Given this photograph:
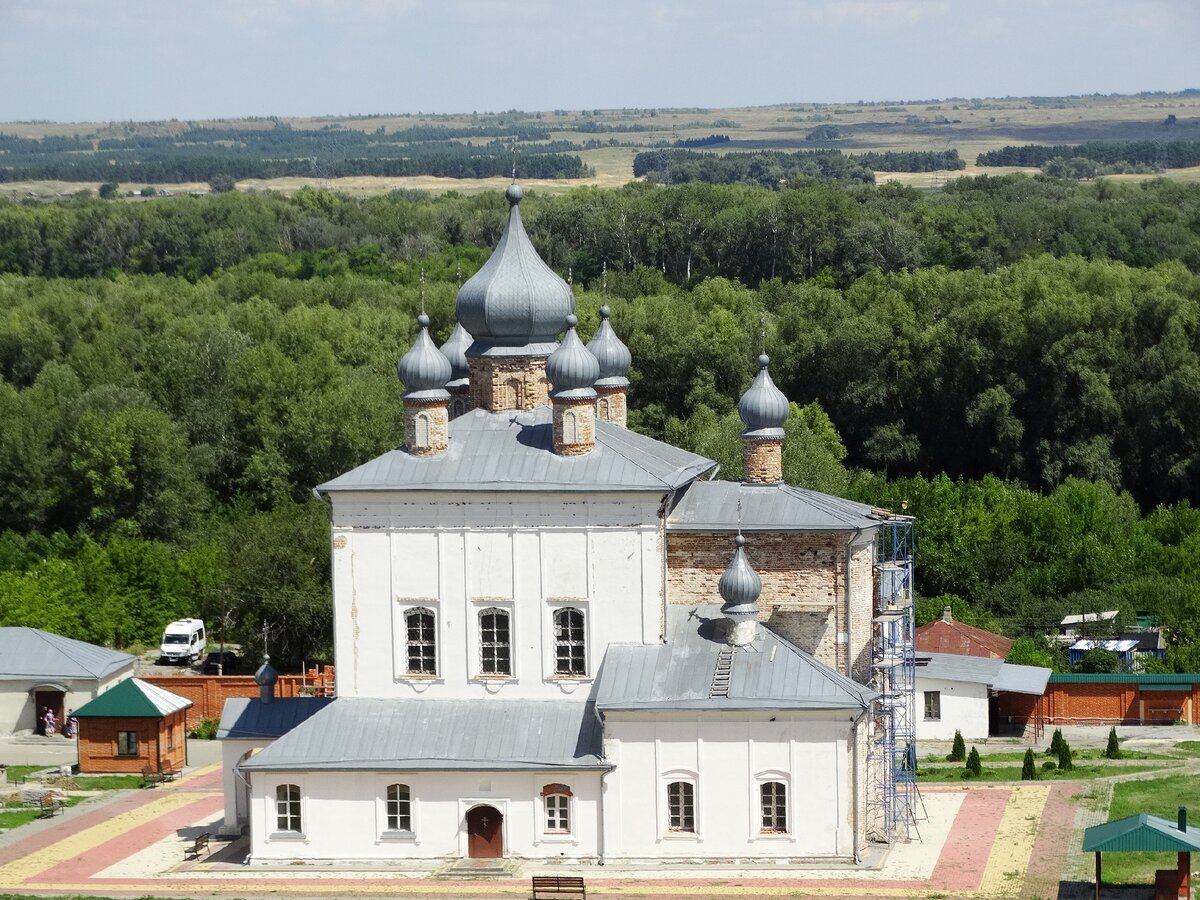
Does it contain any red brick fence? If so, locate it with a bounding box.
[997,674,1200,730]
[141,668,334,730]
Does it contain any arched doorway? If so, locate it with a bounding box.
[466,804,504,858]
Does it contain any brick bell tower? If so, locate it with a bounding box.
[454,183,575,414]
[738,354,790,484]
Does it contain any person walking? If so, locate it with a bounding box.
[43,707,57,736]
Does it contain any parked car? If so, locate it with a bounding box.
[203,650,240,675]
[160,618,206,664]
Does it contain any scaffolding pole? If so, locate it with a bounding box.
[867,520,916,842]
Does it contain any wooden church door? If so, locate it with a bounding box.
[466,805,503,858]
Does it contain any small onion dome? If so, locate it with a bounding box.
[586,305,632,388]
[397,313,452,400]
[738,354,789,438]
[718,534,762,620]
[456,183,574,357]
[547,315,600,399]
[254,655,279,687]
[438,321,472,389]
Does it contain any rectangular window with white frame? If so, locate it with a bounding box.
[552,606,587,676]
[404,607,437,676]
[667,780,695,833]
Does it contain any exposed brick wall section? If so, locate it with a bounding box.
[403,399,449,456]
[468,356,550,412]
[77,709,187,774]
[552,398,596,455]
[595,386,627,427]
[1005,680,1200,725]
[140,675,318,730]
[742,439,783,484]
[666,530,874,679]
[447,387,471,420]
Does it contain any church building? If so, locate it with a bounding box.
[219,182,914,865]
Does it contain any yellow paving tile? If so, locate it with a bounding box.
[0,791,208,888]
[976,783,1051,898]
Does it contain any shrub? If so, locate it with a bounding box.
[967,746,982,777]
[1043,760,1057,771]
[961,768,978,780]
[948,730,966,762]
[1057,739,1074,771]
[1022,748,1038,780]
[189,716,218,740]
[1105,726,1122,759]
[1048,728,1064,756]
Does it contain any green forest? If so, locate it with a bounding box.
[1,172,1199,671]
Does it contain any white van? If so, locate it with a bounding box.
[160,619,206,664]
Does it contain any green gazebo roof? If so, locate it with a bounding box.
[72,677,192,719]
[1083,813,1200,853]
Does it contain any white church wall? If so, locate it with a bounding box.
[220,739,263,835]
[247,769,602,862]
[601,712,857,859]
[915,676,990,741]
[328,492,665,700]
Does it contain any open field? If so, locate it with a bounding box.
[3,91,1198,196]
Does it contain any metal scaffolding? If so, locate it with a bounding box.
[867,520,918,842]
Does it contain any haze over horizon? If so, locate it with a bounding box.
[1,0,1198,123]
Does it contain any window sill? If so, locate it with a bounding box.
[539,833,577,844]
[661,831,700,841]
[378,830,416,843]
[267,832,307,842]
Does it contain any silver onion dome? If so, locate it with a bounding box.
[738,354,789,437]
[438,321,472,389]
[397,314,452,400]
[547,315,600,399]
[586,305,632,388]
[455,184,574,357]
[254,655,279,687]
[718,534,762,620]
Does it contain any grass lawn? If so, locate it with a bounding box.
[1099,774,1200,886]
[916,763,1167,783]
[0,796,84,829]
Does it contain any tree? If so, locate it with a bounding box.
[948,730,966,762]
[1057,738,1074,771]
[1105,726,1122,759]
[1021,748,1037,780]
[1048,728,1064,756]
[966,746,982,777]
[98,182,120,200]
[1076,648,1121,674]
[208,174,237,194]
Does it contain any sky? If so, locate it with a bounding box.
[1,0,1198,122]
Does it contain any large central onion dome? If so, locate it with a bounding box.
[455,183,574,357]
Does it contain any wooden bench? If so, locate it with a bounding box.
[531,875,585,900]
[184,831,210,860]
[141,764,166,787]
[160,760,180,781]
[37,794,64,817]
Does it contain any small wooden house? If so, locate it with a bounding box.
[73,678,191,774]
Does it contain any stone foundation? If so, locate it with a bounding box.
[469,356,550,412]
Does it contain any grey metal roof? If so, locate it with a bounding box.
[317,407,716,494]
[595,605,877,712]
[993,663,1052,696]
[0,627,136,682]
[456,184,575,357]
[918,652,1050,696]
[217,696,334,740]
[667,480,894,533]
[238,698,605,772]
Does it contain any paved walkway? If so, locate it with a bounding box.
[0,766,1079,900]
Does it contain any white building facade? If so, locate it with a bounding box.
[226,184,902,865]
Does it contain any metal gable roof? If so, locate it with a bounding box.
[595,604,877,712]
[73,678,191,718]
[217,696,334,740]
[238,698,605,772]
[917,653,1050,696]
[0,627,136,682]
[1083,813,1200,853]
[316,407,716,494]
[666,480,893,533]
